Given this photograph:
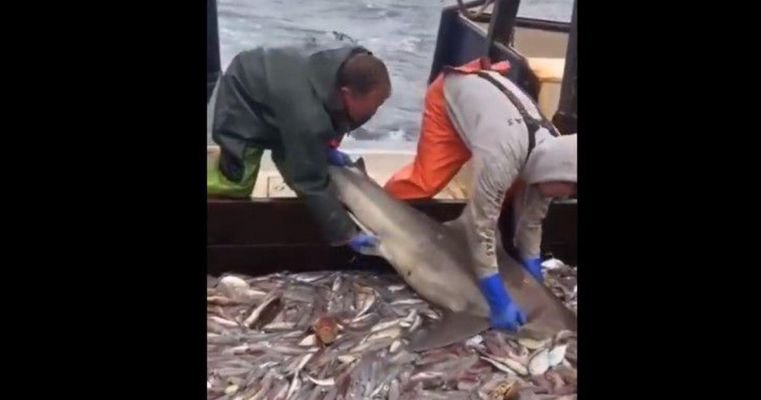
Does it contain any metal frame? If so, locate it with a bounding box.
[552,0,577,134]
[427,0,541,100]
[207,0,221,102]
[485,0,521,60]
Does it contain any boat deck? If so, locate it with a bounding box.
[206,2,578,275]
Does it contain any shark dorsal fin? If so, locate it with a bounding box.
[348,156,368,176]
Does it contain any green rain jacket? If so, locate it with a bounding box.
[212,40,369,245]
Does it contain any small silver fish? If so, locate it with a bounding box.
[280,330,304,339]
[285,372,301,400]
[292,272,329,283]
[249,371,276,400]
[519,336,551,350]
[391,298,424,306]
[408,314,422,332]
[355,292,376,318]
[295,353,314,373]
[322,387,338,400]
[349,337,396,354]
[271,382,289,400]
[221,342,270,355]
[388,379,400,400]
[299,334,318,347]
[306,375,335,386]
[263,321,296,331]
[420,308,441,320]
[269,344,316,356]
[481,355,519,376]
[349,311,376,324]
[243,295,280,328]
[337,355,356,364]
[528,348,551,375]
[399,309,418,327]
[331,276,343,293]
[362,327,402,344]
[410,370,445,384]
[465,335,483,347]
[259,361,280,370]
[207,295,249,306]
[216,367,251,377]
[209,316,239,328]
[548,344,567,367]
[207,334,242,345]
[389,349,418,365]
[370,319,400,333]
[457,376,479,391]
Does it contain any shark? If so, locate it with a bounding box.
[327,160,576,351]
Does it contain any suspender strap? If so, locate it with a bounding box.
[474,71,561,159]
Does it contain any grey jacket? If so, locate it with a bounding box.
[212,40,369,245]
[443,71,577,277]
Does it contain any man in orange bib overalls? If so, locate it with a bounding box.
[384,59,577,332]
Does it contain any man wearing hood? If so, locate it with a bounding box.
[208,40,391,253]
[384,59,577,332]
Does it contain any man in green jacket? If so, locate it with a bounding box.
[207,40,391,254]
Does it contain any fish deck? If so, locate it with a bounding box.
[208,265,577,399]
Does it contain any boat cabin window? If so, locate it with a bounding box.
[517,0,574,24]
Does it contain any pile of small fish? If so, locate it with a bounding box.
[207,260,577,400]
[541,259,577,314]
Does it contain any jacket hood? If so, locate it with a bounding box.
[521,133,577,185]
[307,45,369,110]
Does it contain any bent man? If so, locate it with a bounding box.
[384,59,577,331]
[208,40,391,253]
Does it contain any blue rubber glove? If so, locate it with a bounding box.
[478,273,526,331]
[327,148,353,167]
[347,233,379,254]
[522,257,544,283]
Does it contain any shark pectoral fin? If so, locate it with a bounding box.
[345,211,384,258]
[407,311,490,352]
[441,217,469,244]
[356,244,383,258]
[441,217,462,232]
[346,211,375,237]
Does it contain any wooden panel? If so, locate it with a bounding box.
[207,199,576,275]
[207,245,396,276]
[207,199,466,245]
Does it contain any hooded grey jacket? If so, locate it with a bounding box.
[443,71,577,277]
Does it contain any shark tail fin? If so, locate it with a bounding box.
[407,311,490,352]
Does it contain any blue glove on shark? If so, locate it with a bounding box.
[478,273,526,331]
[348,233,379,254]
[327,148,353,167]
[522,257,544,283]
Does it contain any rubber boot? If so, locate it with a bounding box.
[478,273,526,332]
